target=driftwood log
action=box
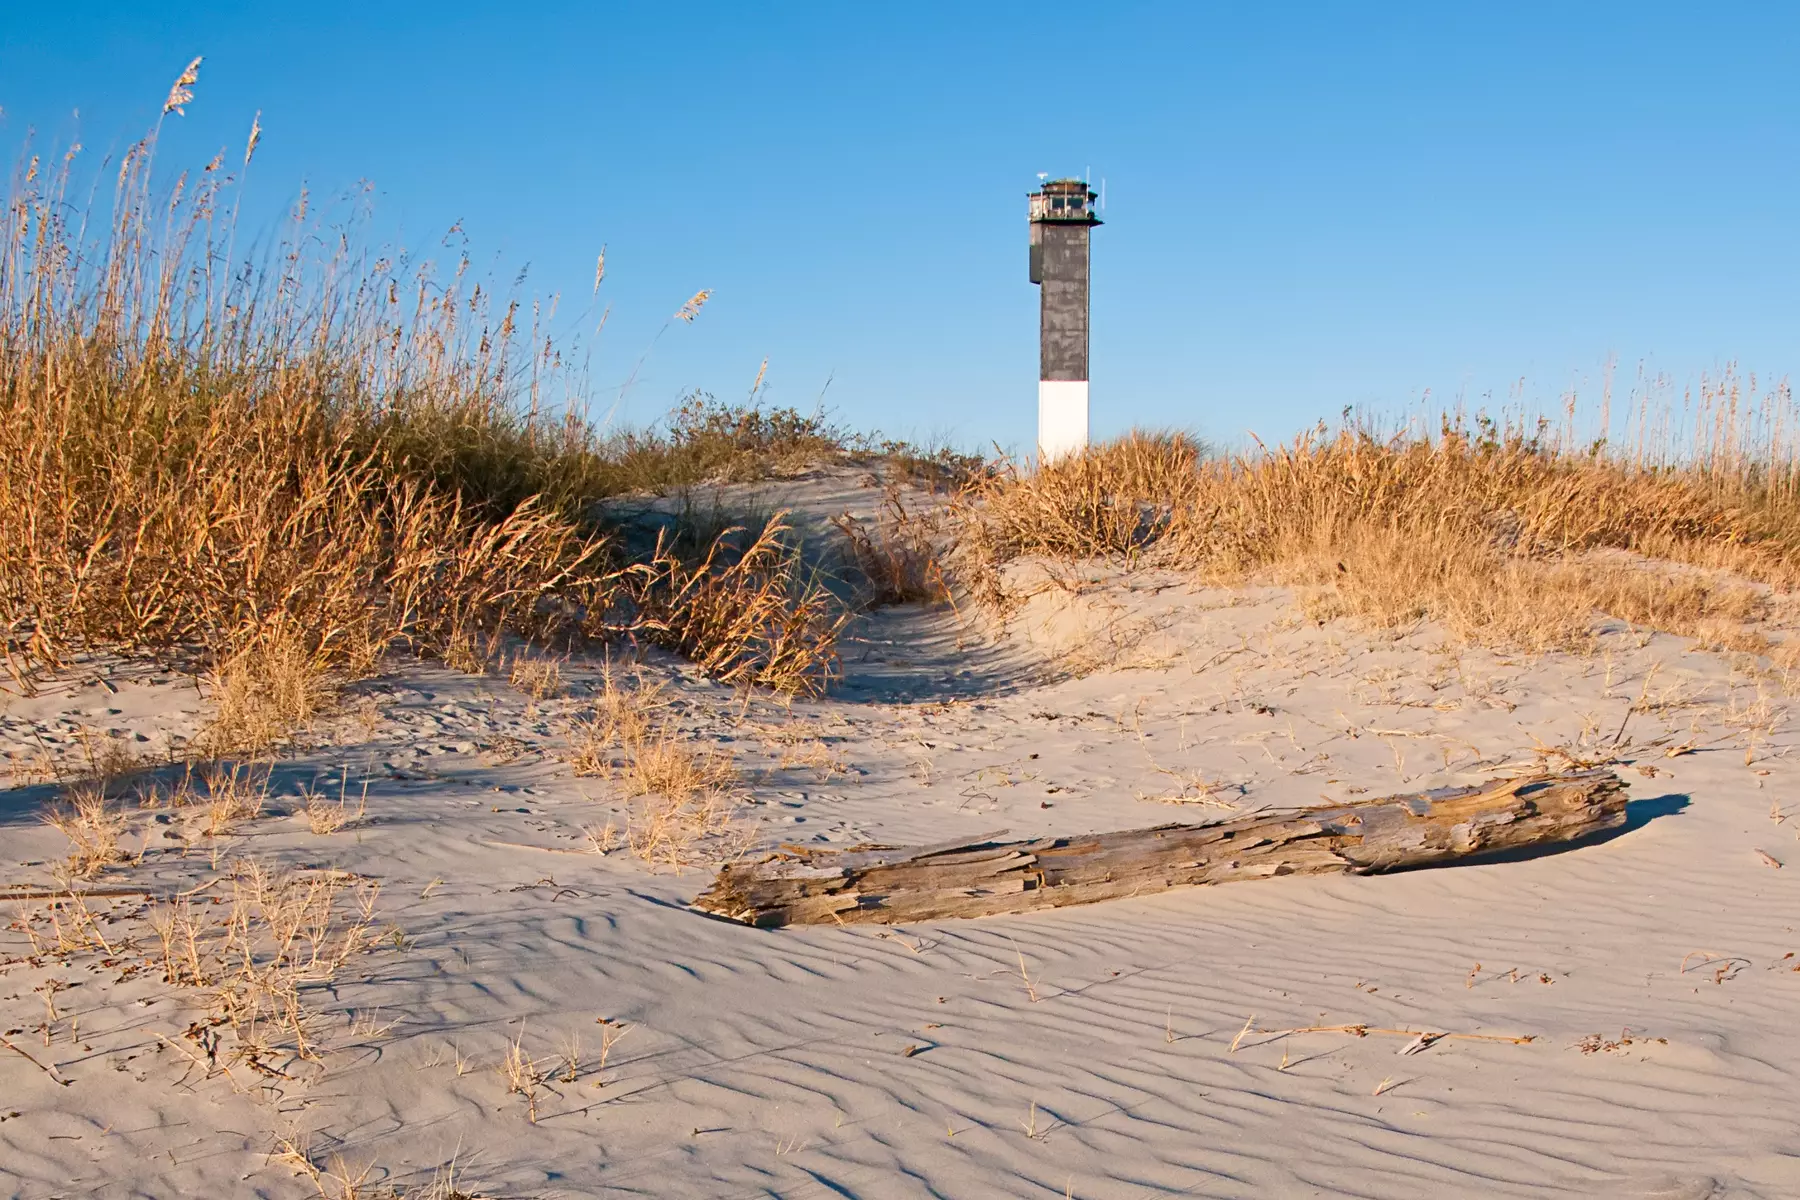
[694,770,1627,927]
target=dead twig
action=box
[1,1035,71,1086]
[0,886,160,901]
[1250,1023,1535,1046]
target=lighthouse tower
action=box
[1028,178,1101,461]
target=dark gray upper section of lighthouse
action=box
[1037,224,1090,381]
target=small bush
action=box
[832,491,953,607]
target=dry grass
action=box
[629,511,848,695]
[149,858,381,1066]
[757,718,849,780]
[0,93,854,756]
[200,626,341,754]
[565,662,666,772]
[303,777,369,835]
[605,391,852,489]
[623,739,746,867]
[277,1136,491,1200]
[958,431,1208,567]
[957,396,1800,654]
[565,667,749,868]
[72,727,144,788]
[197,761,271,836]
[507,653,565,702]
[832,490,954,607]
[41,784,130,879]
[594,1017,633,1084]
[623,729,738,798]
[498,1024,552,1123]
[273,1136,376,1200]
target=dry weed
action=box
[958,431,1205,565]
[508,654,564,701]
[564,663,665,772]
[200,761,270,835]
[0,100,856,760]
[565,667,749,868]
[629,512,847,696]
[21,892,118,959]
[1770,638,1800,672]
[274,1134,377,1200]
[443,628,502,676]
[414,1158,490,1200]
[200,626,336,754]
[624,730,736,797]
[499,1024,552,1122]
[41,784,129,878]
[121,758,270,838]
[303,778,369,835]
[581,820,622,855]
[72,727,142,789]
[594,1018,633,1084]
[6,746,60,787]
[759,721,848,780]
[277,1133,490,1199]
[832,490,954,607]
[149,858,381,1065]
[621,733,747,869]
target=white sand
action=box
[3,488,1798,1198]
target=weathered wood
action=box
[693,770,1628,927]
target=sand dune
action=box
[3,513,1797,1197]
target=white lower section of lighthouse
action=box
[1037,379,1089,462]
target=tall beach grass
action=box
[959,380,1800,656]
[0,76,856,739]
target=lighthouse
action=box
[1028,177,1101,461]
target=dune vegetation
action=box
[957,383,1800,661]
[5,79,1797,763]
[0,98,927,750]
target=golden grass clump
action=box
[959,394,1800,653]
[832,491,954,607]
[303,779,369,835]
[623,728,738,800]
[566,667,748,868]
[960,432,1208,565]
[629,512,847,695]
[498,1024,553,1123]
[565,662,665,772]
[200,626,340,754]
[0,86,846,742]
[623,774,746,869]
[198,761,271,835]
[0,125,618,701]
[604,391,849,489]
[41,784,130,879]
[507,653,565,701]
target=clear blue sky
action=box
[4,2,1795,452]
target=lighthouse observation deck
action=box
[1027,179,1102,225]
